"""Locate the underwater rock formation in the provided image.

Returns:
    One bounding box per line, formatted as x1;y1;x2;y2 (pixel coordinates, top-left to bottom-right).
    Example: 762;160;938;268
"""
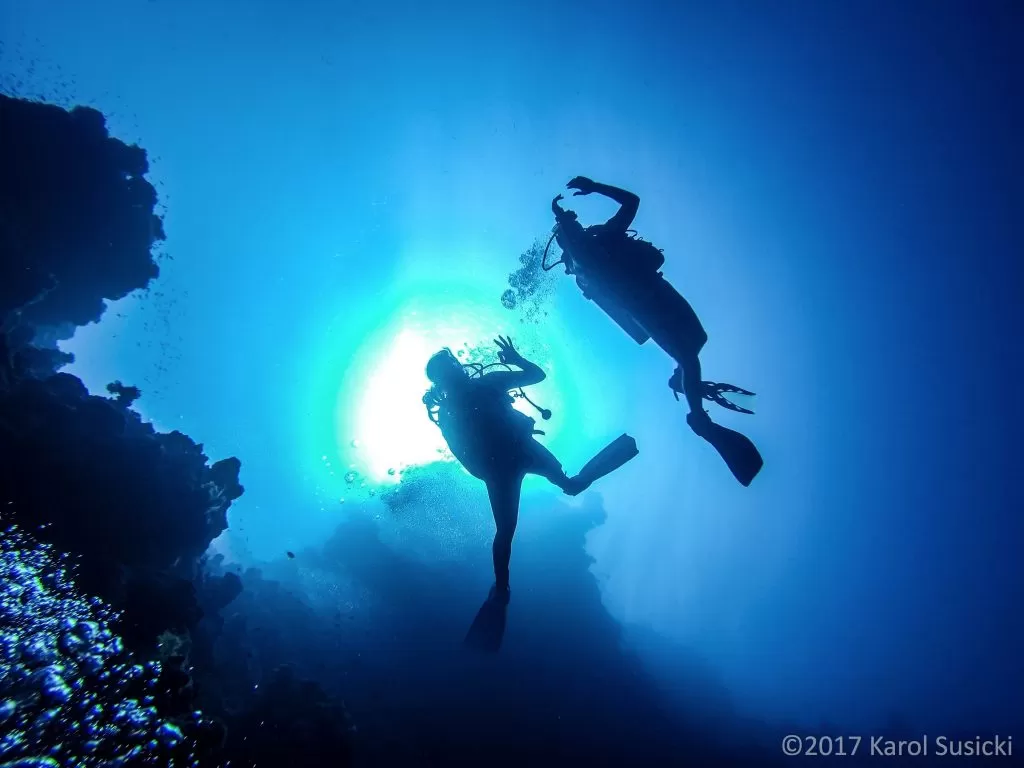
0;92;355;765
220;665;355;767
0;94;244;652
0;522;222;766
0;322;246;662
184;559;357;766
313;477;765;766
0;369;241;576
0;94;163;335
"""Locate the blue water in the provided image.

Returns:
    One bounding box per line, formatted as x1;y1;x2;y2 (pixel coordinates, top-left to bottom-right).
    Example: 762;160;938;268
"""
2;0;1021;760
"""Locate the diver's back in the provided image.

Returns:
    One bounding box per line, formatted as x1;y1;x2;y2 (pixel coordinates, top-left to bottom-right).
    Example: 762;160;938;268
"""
437;380;530;481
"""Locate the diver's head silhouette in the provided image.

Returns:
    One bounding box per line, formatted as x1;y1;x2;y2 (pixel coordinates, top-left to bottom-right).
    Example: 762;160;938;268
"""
551;194;585;243
426;348;466;390
551;194;577;223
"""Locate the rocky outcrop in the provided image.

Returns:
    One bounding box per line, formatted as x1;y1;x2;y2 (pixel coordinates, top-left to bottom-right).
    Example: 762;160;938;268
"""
0;94;163;335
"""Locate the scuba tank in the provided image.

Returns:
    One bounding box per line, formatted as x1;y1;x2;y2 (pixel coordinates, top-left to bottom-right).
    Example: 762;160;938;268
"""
424;360;554;479
425;360;552;444
547;195;652;346
577;278;652;345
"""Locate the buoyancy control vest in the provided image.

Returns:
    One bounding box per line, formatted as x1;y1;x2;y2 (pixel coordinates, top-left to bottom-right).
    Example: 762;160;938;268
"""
430;379;538;478
589;227;666;273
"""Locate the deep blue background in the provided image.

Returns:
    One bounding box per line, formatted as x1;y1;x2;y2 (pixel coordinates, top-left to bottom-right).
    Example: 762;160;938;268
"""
3;0;1021;750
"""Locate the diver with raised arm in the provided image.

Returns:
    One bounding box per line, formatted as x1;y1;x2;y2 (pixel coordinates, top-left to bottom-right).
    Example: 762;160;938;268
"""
547;176;762;486
423;336;637;618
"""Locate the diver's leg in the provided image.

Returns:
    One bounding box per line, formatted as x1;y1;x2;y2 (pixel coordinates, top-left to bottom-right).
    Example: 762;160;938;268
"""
678;354;706;419
649;280;709;422
675;353;716;436
522;437;639;497
521;438;583;494
485;474;524;593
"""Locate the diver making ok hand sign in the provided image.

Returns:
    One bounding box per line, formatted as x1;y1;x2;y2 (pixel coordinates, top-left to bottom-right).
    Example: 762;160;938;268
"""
423;336;638;607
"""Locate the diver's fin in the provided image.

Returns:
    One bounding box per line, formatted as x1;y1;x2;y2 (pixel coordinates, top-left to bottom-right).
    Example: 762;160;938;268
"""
688;415;763;486
701;381;756;414
464;589;509;652
571;433;639;493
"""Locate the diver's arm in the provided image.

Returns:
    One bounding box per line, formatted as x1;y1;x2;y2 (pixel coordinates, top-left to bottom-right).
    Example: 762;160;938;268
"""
483;359;546;391
593;182;640;231
488;335;544;389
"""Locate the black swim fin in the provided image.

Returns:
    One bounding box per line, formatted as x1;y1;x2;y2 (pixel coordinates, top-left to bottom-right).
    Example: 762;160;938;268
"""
464;588;509;652
687;414;763;487
569;433;639;494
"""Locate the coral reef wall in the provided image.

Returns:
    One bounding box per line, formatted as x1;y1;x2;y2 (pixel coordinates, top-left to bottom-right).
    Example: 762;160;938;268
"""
0;94;243;641
0;94;163;333
0;92;355;766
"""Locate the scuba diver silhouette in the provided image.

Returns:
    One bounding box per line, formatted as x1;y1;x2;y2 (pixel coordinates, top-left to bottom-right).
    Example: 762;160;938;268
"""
423;336;638;611
547;176;763;486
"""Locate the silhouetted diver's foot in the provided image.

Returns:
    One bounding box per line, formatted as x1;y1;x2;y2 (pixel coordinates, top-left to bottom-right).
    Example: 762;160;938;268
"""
489;582;511;605
668;366;684;398
561;476;591;497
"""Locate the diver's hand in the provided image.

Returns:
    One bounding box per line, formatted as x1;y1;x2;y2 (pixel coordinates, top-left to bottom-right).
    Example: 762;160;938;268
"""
494;335;528;366
567;176;597;196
